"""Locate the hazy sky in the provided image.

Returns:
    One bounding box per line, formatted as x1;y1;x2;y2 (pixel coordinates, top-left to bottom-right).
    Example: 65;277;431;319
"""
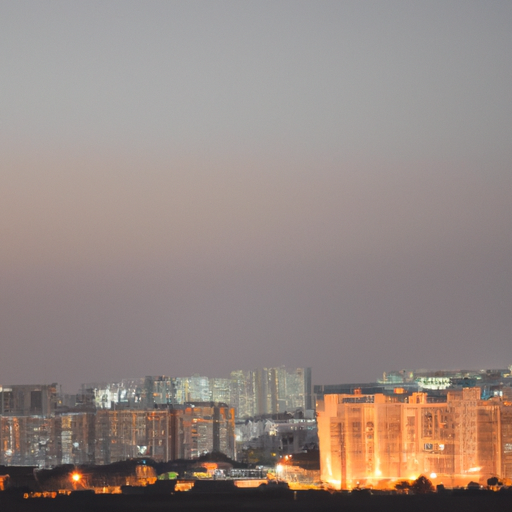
1;1;511;392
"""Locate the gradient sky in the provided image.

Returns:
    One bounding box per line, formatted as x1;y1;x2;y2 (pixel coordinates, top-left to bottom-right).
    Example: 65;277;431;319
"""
1;1;511;392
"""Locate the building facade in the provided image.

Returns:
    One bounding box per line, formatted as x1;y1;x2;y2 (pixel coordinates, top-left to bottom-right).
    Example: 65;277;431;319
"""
0;384;58;416
94;403;236;464
317;388;512;489
0;402;235;466
231;367;312;418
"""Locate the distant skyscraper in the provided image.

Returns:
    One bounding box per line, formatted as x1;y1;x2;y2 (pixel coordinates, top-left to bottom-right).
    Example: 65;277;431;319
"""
231;367;312;418
143;376;176;408
230;370;256;419
186;375;210;402
0;384;58;416
210;377;231;404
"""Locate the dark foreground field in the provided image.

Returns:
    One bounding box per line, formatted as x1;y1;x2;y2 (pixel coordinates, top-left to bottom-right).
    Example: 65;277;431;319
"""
2;490;512;512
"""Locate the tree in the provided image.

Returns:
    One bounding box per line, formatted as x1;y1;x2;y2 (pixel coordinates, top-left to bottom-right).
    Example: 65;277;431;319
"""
411;475;435;494
395;480;411;494
487;476;502;488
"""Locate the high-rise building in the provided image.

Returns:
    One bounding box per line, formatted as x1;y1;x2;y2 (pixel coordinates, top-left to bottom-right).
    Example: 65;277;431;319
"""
86;379;145;409
0;415;58;467
94;409;149;464
57;411;96;465
185;375;211;402
210;378;231;404
230;370;256;419
317;388;512;489
0;383;60;467
232;367;312;418
142;375;229;408
143;376;177;408
172;403;235;459
0;384;58;416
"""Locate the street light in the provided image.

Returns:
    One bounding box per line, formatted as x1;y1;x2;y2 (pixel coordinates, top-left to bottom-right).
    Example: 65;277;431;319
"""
71;472;82;490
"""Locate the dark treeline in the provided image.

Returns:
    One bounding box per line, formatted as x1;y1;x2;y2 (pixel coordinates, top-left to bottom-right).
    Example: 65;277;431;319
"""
2;489;512;512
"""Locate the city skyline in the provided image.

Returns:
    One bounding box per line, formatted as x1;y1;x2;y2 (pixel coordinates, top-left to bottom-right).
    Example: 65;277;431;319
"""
2;363;512;475
3;363;512;397
2;1;512;392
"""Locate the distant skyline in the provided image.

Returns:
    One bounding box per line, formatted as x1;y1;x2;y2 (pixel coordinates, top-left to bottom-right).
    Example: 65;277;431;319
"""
1;1;511;393
11;363;512;395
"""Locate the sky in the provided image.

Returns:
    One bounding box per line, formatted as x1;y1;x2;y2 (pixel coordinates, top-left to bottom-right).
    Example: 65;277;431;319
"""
1;1;511;393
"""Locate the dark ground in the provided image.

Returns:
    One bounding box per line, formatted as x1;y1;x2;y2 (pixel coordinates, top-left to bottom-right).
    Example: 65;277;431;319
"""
1;490;512;512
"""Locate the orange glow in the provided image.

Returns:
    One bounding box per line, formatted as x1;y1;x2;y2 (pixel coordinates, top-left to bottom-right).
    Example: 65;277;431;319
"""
318;388;506;490
71;472;81;482
202;462;218;471
175;481;194;491
234;479;267;488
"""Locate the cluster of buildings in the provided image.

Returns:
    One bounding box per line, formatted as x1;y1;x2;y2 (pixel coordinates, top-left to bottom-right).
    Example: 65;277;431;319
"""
82;367;312;418
1;402;234;467
4;364;512;490
0;367;312;467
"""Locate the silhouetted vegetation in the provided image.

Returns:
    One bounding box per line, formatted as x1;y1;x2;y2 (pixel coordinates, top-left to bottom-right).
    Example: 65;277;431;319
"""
411;475;435;494
395;479;411;493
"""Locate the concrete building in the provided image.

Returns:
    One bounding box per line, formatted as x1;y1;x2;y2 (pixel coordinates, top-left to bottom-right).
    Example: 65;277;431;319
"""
86;379;145;409
94;409;152;464
57;411;95;465
0;384;58;416
231;367;312;418
230;370;256;419
317;388;512;489
172;403;235;460
237;416;317;460
0;415;58;467
0;384;60;467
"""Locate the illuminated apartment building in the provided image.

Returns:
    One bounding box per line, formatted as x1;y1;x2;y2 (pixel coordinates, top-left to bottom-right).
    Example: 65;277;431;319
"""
210;378;231;404
0;384;60;467
501;403;512;477
230;370;256;419
95;410;154;464
0;384;58;416
231;367;312;418
317;388;512;489
146;410;174;461
57;411;95;465
173;403;235;459
86;379;145;409
0;415;58;467
142;375;231;408
92;403;235;464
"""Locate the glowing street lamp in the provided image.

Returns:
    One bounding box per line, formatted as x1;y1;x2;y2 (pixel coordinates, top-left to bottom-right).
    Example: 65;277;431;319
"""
71;472;82;489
